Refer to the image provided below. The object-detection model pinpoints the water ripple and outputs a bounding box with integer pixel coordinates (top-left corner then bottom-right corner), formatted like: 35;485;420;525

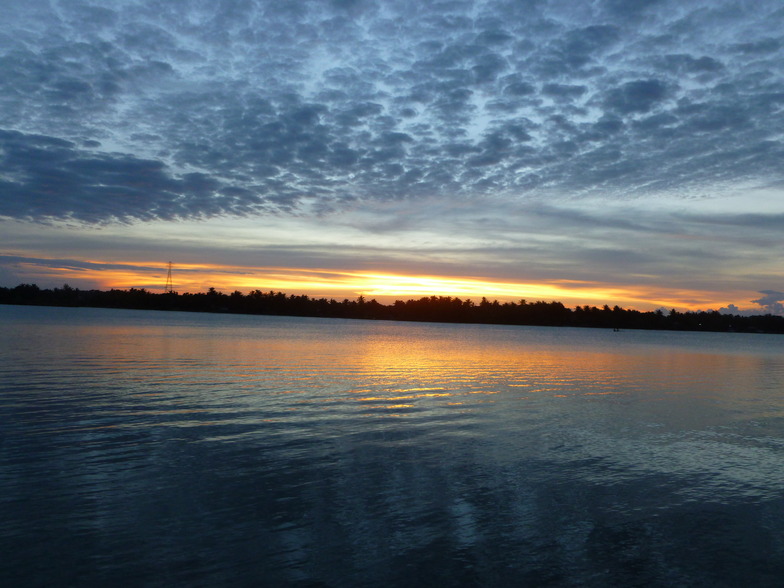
3;306;784;585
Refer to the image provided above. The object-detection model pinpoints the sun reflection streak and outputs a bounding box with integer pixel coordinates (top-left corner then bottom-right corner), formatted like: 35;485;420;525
332;329;734;418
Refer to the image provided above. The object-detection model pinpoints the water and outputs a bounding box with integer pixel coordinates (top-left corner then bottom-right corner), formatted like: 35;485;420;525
2;305;784;586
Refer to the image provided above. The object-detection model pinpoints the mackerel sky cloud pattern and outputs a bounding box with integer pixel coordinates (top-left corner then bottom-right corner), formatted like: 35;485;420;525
2;0;782;222
1;0;784;313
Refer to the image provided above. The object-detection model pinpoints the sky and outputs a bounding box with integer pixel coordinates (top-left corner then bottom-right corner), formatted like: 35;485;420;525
2;0;784;313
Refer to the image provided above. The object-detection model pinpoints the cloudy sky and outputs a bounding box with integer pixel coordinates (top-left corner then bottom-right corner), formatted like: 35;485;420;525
2;0;784;312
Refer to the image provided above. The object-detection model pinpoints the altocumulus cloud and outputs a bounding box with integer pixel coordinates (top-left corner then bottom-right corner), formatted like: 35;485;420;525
1;0;783;223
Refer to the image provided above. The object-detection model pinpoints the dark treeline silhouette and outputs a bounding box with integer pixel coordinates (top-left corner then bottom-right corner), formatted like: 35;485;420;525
2;283;783;334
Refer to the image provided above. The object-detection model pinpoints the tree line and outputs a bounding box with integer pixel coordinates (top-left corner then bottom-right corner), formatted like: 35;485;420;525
2;283;783;334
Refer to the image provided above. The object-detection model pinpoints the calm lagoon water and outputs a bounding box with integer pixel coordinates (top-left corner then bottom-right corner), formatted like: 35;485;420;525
2;304;784;586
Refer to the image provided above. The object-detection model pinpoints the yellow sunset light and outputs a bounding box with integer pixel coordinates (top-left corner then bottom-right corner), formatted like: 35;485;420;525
10;257;746;312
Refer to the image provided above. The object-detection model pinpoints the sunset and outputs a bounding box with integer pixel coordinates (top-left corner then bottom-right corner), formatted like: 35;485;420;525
3;1;784;585
2;0;784;314
1;254;748;311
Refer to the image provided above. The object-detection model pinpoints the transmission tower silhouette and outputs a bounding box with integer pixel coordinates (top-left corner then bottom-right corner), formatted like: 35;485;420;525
164;261;174;293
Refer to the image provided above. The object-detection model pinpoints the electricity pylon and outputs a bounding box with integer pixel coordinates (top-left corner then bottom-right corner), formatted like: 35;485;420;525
164;261;174;293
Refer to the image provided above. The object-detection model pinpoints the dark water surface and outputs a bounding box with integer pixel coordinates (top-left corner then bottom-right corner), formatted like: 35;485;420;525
2;305;784;586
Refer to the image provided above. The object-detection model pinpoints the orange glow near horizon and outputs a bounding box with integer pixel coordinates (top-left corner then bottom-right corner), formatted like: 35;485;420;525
7;258;748;312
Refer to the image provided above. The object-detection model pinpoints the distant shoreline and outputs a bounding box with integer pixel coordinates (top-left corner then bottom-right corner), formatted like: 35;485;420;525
2;283;783;334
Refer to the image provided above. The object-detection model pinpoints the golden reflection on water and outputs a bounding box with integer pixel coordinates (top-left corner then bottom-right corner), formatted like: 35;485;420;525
328;329;784;421
33;311;784;429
